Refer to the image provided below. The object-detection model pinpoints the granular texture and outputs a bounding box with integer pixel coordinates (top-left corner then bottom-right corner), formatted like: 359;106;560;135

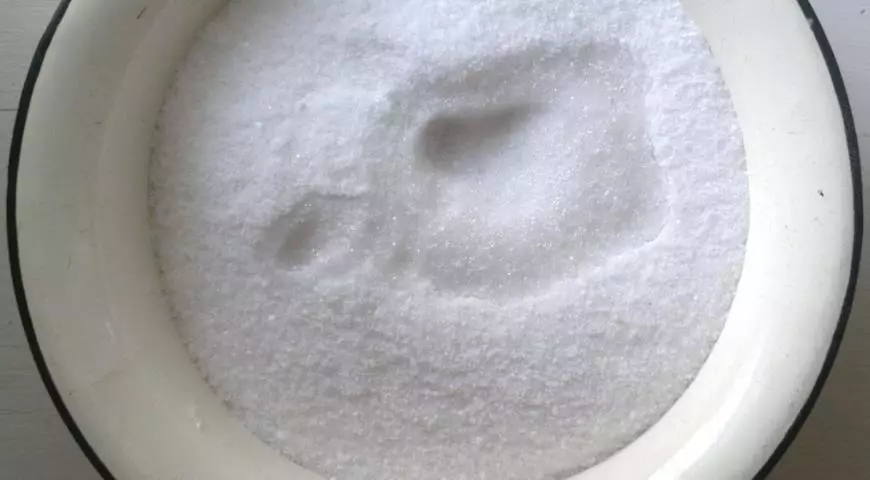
150;0;749;478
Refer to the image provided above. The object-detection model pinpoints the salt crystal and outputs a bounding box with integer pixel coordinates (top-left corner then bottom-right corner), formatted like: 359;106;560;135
150;0;748;478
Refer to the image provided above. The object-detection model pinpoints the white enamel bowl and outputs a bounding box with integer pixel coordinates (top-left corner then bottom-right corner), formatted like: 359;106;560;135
7;0;861;479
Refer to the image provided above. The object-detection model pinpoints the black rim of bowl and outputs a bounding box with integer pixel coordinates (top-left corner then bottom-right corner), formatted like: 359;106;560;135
6;1;862;479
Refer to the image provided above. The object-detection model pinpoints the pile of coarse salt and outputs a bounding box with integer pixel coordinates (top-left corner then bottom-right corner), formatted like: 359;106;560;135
150;0;748;478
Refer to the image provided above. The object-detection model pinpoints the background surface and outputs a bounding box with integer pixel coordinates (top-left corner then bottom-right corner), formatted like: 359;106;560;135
1;1;868;478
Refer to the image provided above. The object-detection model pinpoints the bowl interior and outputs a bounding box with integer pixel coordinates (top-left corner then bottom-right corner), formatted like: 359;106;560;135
10;0;858;479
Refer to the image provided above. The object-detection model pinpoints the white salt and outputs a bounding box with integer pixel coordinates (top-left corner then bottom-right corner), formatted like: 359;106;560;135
150;0;748;478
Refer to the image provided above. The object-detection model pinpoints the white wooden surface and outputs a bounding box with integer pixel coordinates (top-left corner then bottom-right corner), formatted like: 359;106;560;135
0;1;867;479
